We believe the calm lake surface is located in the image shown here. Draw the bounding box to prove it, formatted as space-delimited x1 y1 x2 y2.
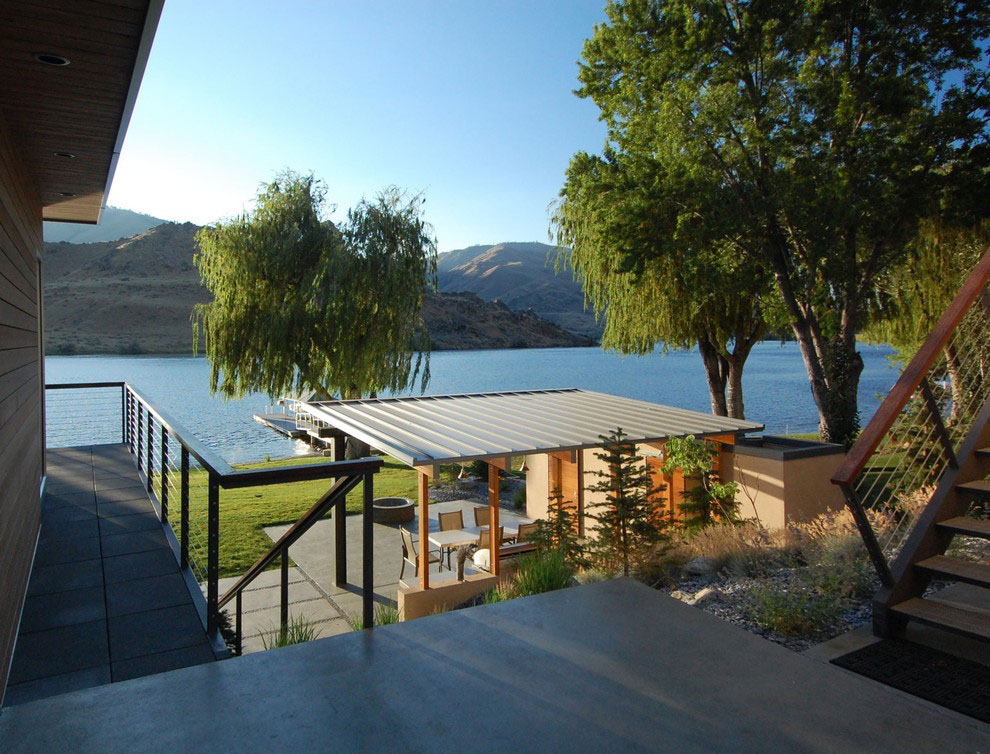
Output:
46 342 897 464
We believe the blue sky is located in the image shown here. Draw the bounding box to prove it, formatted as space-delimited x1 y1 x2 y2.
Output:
107 1 609 251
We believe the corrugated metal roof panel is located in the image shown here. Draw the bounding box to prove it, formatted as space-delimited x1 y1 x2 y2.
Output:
301 388 764 467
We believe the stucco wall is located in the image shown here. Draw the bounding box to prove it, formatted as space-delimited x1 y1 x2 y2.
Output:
524 453 549 521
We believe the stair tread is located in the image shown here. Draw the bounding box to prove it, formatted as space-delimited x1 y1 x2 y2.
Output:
916 555 990 586
936 516 990 538
956 479 990 494
891 597 990 641
976 447 990 458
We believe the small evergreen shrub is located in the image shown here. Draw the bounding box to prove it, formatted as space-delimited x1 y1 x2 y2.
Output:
512 486 527 510
532 488 584 566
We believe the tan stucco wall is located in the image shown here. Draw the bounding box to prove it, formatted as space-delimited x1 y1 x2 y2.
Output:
722 448 847 529
524 453 550 521
398 573 499 620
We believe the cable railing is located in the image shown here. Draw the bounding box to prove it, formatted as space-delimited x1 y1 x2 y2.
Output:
832 249 990 587
45 381 383 649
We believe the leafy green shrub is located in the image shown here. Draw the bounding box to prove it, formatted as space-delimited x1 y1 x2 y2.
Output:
469 459 489 478
261 615 323 649
744 579 842 637
662 435 740 527
347 602 401 630
512 550 573 597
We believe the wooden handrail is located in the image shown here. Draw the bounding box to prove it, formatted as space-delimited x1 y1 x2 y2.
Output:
217 472 364 608
832 247 990 485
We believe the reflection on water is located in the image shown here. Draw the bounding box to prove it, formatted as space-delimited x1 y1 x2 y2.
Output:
45 342 897 464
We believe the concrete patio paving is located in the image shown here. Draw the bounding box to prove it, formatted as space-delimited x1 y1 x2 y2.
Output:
1 578 986 752
248 499 530 644
3 445 218 707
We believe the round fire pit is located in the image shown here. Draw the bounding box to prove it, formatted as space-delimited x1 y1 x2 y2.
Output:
372 496 415 524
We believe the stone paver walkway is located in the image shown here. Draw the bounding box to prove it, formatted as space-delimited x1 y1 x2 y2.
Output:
4 444 216 706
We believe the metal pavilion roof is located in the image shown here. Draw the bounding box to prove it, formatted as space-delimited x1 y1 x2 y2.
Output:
300 388 764 468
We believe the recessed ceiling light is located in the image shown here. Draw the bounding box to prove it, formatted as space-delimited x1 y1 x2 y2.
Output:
53 151 76 159
58 192 76 197
34 53 70 66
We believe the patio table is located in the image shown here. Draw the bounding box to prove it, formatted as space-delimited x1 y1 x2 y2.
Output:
428 524 521 550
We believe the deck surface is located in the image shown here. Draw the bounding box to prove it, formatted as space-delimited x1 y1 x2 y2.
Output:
3 444 215 707
1 579 987 751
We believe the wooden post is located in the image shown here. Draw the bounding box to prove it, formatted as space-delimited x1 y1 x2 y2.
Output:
488 462 500 577
418 470 430 590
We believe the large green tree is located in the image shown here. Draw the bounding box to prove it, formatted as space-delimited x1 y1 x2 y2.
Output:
571 0 990 444
553 148 774 419
194 171 437 429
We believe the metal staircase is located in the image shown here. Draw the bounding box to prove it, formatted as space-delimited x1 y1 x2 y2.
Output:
832 249 990 641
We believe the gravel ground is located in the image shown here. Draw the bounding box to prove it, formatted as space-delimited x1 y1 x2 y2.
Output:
429 474 527 512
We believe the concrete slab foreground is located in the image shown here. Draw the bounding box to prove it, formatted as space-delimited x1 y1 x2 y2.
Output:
1 579 986 752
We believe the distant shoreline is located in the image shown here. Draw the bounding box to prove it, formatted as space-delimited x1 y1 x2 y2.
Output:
45 342 601 358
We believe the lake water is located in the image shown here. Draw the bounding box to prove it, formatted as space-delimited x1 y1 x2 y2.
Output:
46 342 898 464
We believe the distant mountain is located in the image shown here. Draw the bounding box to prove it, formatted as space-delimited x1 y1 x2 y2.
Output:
43 224 590 355
43 206 166 244
437 242 602 340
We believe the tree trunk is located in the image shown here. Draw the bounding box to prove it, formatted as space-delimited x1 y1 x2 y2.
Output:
698 338 729 416
343 385 372 458
725 358 745 419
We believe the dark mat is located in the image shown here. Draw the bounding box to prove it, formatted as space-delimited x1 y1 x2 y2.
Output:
831 639 990 723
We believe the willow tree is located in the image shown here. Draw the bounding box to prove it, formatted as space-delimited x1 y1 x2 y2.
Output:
194 172 436 453
553 149 773 419
571 0 990 445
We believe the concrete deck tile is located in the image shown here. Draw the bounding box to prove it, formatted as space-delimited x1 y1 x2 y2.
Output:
100 528 168 557
217 567 305 594
2 666 111 707
20 587 106 633
98 511 162 535
27 559 104 597
38 517 99 543
231 599 343 639
42 504 97 525
106 573 190 617
96 485 151 505
108 604 207 661
111 644 216 683
97 498 155 518
7 620 108 685
43 490 95 509
33 536 101 567
103 549 178 584
229 580 323 613
93 473 143 491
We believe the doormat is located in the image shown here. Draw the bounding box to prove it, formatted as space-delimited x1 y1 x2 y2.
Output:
831 639 990 724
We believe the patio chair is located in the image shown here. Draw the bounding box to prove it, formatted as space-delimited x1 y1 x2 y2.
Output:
437 510 464 569
472 506 489 527
399 527 442 581
515 522 537 543
472 526 504 572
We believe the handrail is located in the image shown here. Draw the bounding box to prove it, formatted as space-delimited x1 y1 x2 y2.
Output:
217 473 364 609
832 247 990 486
220 457 381 488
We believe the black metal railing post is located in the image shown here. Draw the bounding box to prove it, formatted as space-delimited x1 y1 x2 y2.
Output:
280 548 289 633
160 425 169 524
136 402 144 472
838 483 894 587
207 473 220 635
235 591 243 656
362 471 374 630
180 445 190 570
146 410 154 493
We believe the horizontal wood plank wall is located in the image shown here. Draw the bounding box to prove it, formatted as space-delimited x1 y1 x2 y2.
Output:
0 112 43 705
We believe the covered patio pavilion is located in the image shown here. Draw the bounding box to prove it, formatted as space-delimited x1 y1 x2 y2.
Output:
298 388 763 589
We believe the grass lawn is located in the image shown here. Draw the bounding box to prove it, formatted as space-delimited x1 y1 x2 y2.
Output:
173 455 420 579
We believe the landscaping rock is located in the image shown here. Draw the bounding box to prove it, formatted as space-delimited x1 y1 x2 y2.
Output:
688 587 725 607
683 556 716 579
669 590 693 603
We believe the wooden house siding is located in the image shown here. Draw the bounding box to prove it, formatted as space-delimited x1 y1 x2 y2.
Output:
0 112 44 701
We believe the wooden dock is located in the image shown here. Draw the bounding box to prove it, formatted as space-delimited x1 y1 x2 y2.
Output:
253 412 308 439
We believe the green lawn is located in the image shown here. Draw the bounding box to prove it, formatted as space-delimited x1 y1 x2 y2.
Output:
169 455 419 579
